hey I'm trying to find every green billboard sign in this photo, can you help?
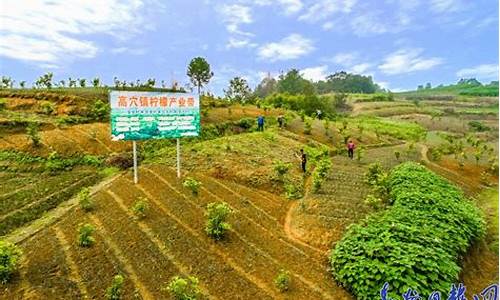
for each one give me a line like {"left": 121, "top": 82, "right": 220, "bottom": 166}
{"left": 109, "top": 91, "right": 200, "bottom": 141}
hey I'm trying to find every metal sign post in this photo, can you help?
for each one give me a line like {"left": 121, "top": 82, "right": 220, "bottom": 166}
{"left": 133, "top": 141, "right": 138, "bottom": 184}
{"left": 176, "top": 138, "right": 181, "bottom": 178}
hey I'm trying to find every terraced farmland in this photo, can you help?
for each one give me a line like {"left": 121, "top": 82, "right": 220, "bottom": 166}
{"left": 2, "top": 165, "right": 352, "bottom": 299}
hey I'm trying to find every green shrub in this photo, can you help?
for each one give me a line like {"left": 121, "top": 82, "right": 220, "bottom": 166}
{"left": 236, "top": 117, "right": 255, "bottom": 130}
{"left": 0, "top": 99, "right": 6, "bottom": 111}
{"left": 364, "top": 162, "right": 384, "bottom": 185}
{"left": 284, "top": 182, "right": 302, "bottom": 199}
{"left": 165, "top": 276, "right": 200, "bottom": 300}
{"left": 330, "top": 162, "right": 486, "bottom": 300}
{"left": 78, "top": 188, "right": 94, "bottom": 212}
{"left": 205, "top": 202, "right": 232, "bottom": 240}
{"left": 273, "top": 160, "right": 292, "bottom": 179}
{"left": 468, "top": 120, "right": 490, "bottom": 132}
{"left": 311, "top": 171, "right": 323, "bottom": 193}
{"left": 364, "top": 194, "right": 384, "bottom": 210}
{"left": 105, "top": 275, "right": 125, "bottom": 300}
{"left": 274, "top": 269, "right": 291, "bottom": 292}
{"left": 303, "top": 118, "right": 312, "bottom": 134}
{"left": 45, "top": 151, "right": 71, "bottom": 173}
{"left": 78, "top": 224, "right": 95, "bottom": 247}
{"left": 183, "top": 177, "right": 201, "bottom": 195}
{"left": 0, "top": 241, "right": 22, "bottom": 284}
{"left": 89, "top": 99, "right": 110, "bottom": 121}
{"left": 311, "top": 158, "right": 332, "bottom": 193}
{"left": 26, "top": 122, "right": 41, "bottom": 147}
{"left": 39, "top": 101, "right": 56, "bottom": 115}
{"left": 131, "top": 198, "right": 149, "bottom": 219}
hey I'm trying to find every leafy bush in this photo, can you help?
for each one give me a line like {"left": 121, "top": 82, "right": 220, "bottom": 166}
{"left": 0, "top": 241, "right": 22, "bottom": 284}
{"left": 89, "top": 99, "right": 110, "bottom": 121}
{"left": 311, "top": 158, "right": 332, "bottom": 193}
{"left": 274, "top": 269, "right": 291, "bottom": 292}
{"left": 468, "top": 120, "right": 490, "bottom": 132}
{"left": 284, "top": 182, "right": 303, "bottom": 199}
{"left": 45, "top": 151, "right": 71, "bottom": 173}
{"left": 0, "top": 99, "right": 6, "bottom": 110}
{"left": 131, "top": 198, "right": 149, "bottom": 219}
{"left": 330, "top": 163, "right": 486, "bottom": 300}
{"left": 303, "top": 118, "right": 312, "bottom": 134}
{"left": 364, "top": 194, "right": 384, "bottom": 210}
{"left": 39, "top": 101, "right": 56, "bottom": 115}
{"left": 105, "top": 275, "right": 124, "bottom": 300}
{"left": 273, "top": 160, "right": 292, "bottom": 179}
{"left": 78, "top": 224, "right": 95, "bottom": 247}
{"left": 364, "top": 162, "right": 384, "bottom": 185}
{"left": 78, "top": 188, "right": 94, "bottom": 212}
{"left": 205, "top": 202, "right": 232, "bottom": 240}
{"left": 26, "top": 122, "right": 41, "bottom": 147}
{"left": 183, "top": 177, "right": 201, "bottom": 196}
{"left": 236, "top": 117, "right": 255, "bottom": 130}
{"left": 165, "top": 276, "right": 200, "bottom": 300}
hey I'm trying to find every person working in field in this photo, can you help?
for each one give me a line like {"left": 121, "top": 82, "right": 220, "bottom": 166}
{"left": 277, "top": 115, "right": 284, "bottom": 128}
{"left": 257, "top": 115, "right": 265, "bottom": 131}
{"left": 295, "top": 149, "right": 307, "bottom": 173}
{"left": 347, "top": 140, "right": 356, "bottom": 159}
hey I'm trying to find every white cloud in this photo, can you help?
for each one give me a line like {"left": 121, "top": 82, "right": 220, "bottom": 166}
{"left": 456, "top": 64, "right": 499, "bottom": 81}
{"left": 253, "top": 0, "right": 303, "bottom": 14}
{"left": 299, "top": 0, "right": 357, "bottom": 22}
{"left": 0, "top": 0, "right": 152, "bottom": 66}
{"left": 217, "top": 4, "right": 256, "bottom": 49}
{"left": 301, "top": 65, "right": 328, "bottom": 82}
{"left": 430, "top": 0, "right": 462, "bottom": 12}
{"left": 379, "top": 48, "right": 443, "bottom": 75}
{"left": 326, "top": 52, "right": 358, "bottom": 66}
{"left": 111, "top": 47, "right": 147, "bottom": 55}
{"left": 322, "top": 21, "right": 335, "bottom": 30}
{"left": 226, "top": 38, "right": 257, "bottom": 49}
{"left": 350, "top": 12, "right": 389, "bottom": 36}
{"left": 257, "top": 34, "right": 314, "bottom": 61}
{"left": 348, "top": 63, "right": 373, "bottom": 74}
{"left": 218, "top": 4, "right": 253, "bottom": 29}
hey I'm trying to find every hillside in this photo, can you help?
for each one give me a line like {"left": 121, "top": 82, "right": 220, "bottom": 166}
{"left": 0, "top": 87, "right": 498, "bottom": 299}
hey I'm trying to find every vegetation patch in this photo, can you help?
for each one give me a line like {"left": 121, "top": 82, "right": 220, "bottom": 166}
{"left": 330, "top": 162, "right": 485, "bottom": 299}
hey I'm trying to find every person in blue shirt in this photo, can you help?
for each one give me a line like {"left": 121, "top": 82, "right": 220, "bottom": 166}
{"left": 257, "top": 115, "right": 264, "bottom": 131}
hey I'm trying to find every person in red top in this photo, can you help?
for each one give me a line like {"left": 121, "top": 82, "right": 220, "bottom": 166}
{"left": 347, "top": 140, "right": 356, "bottom": 159}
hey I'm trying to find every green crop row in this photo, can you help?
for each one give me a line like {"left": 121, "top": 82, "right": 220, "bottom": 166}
{"left": 0, "top": 174, "right": 101, "bottom": 236}
{"left": 330, "top": 162, "right": 485, "bottom": 299}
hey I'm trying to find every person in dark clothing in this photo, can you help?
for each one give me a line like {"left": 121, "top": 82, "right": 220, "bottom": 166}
{"left": 257, "top": 115, "right": 264, "bottom": 131}
{"left": 277, "top": 115, "right": 284, "bottom": 128}
{"left": 295, "top": 149, "right": 307, "bottom": 173}
{"left": 347, "top": 140, "right": 355, "bottom": 159}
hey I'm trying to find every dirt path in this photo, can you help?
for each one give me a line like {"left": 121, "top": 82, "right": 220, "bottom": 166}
{"left": 418, "top": 143, "right": 482, "bottom": 192}
{"left": 283, "top": 170, "right": 328, "bottom": 256}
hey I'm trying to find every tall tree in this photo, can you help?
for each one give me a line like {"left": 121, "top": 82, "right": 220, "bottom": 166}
{"left": 187, "top": 57, "right": 213, "bottom": 94}
{"left": 277, "top": 69, "right": 315, "bottom": 95}
{"left": 224, "top": 77, "right": 251, "bottom": 103}
{"left": 254, "top": 74, "right": 277, "bottom": 98}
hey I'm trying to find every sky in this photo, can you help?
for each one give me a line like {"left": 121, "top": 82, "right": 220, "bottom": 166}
{"left": 0, "top": 0, "right": 498, "bottom": 94}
